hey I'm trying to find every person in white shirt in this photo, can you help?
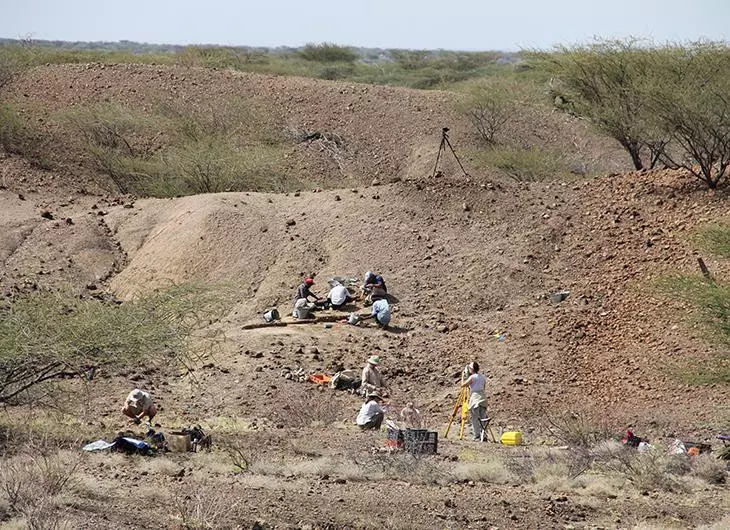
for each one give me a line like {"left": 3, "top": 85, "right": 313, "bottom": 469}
{"left": 122, "top": 388, "right": 157, "bottom": 424}
{"left": 360, "top": 299, "right": 391, "bottom": 328}
{"left": 327, "top": 283, "right": 352, "bottom": 309}
{"left": 461, "top": 362, "right": 487, "bottom": 441}
{"left": 356, "top": 393, "right": 385, "bottom": 430}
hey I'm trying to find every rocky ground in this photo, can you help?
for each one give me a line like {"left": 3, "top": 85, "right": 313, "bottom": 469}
{"left": 0, "top": 64, "right": 728, "bottom": 529}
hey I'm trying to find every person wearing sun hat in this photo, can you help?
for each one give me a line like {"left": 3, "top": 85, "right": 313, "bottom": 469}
{"left": 360, "top": 354, "right": 384, "bottom": 397}
{"left": 121, "top": 388, "right": 157, "bottom": 425}
{"left": 292, "top": 276, "right": 320, "bottom": 318}
{"left": 356, "top": 392, "right": 385, "bottom": 430}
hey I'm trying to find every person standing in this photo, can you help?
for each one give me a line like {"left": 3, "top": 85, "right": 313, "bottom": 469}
{"left": 461, "top": 362, "right": 487, "bottom": 441}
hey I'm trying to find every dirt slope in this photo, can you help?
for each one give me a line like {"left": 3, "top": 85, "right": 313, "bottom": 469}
{"left": 2, "top": 63, "right": 626, "bottom": 193}
{"left": 1, "top": 64, "right": 727, "bottom": 435}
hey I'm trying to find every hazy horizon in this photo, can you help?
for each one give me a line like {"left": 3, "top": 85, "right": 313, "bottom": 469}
{"left": 0, "top": 0, "right": 726, "bottom": 52}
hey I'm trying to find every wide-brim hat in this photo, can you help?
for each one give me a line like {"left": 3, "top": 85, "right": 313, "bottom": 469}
{"left": 367, "top": 355, "right": 381, "bottom": 365}
{"left": 368, "top": 392, "right": 382, "bottom": 401}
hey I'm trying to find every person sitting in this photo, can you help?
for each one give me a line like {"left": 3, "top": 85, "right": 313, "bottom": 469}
{"left": 356, "top": 393, "right": 385, "bottom": 430}
{"left": 327, "top": 283, "right": 352, "bottom": 310}
{"left": 122, "top": 388, "right": 157, "bottom": 425}
{"left": 400, "top": 402, "right": 422, "bottom": 428}
{"left": 363, "top": 271, "right": 387, "bottom": 304}
{"left": 292, "top": 277, "right": 320, "bottom": 318}
{"left": 360, "top": 299, "right": 391, "bottom": 329}
{"left": 360, "top": 355, "right": 385, "bottom": 396}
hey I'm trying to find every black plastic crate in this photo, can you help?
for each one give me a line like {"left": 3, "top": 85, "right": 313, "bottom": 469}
{"left": 386, "top": 428, "right": 404, "bottom": 448}
{"left": 403, "top": 428, "right": 438, "bottom": 454}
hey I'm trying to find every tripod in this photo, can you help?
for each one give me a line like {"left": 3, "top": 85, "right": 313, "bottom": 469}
{"left": 443, "top": 386, "right": 470, "bottom": 439}
{"left": 432, "top": 127, "right": 469, "bottom": 178}
{"left": 444, "top": 386, "right": 498, "bottom": 442}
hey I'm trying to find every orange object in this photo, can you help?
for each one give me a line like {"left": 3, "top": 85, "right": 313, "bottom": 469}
{"left": 310, "top": 374, "right": 332, "bottom": 385}
{"left": 687, "top": 447, "right": 700, "bottom": 457}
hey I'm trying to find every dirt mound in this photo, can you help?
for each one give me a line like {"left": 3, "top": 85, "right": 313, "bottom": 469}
{"left": 2, "top": 63, "right": 626, "bottom": 194}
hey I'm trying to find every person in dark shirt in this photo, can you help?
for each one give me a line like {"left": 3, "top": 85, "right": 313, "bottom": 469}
{"left": 292, "top": 277, "right": 321, "bottom": 317}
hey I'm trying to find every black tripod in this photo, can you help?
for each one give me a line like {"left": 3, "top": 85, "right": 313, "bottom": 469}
{"left": 432, "top": 127, "right": 469, "bottom": 178}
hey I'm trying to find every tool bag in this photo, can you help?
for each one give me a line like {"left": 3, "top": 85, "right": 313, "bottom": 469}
{"left": 330, "top": 370, "right": 361, "bottom": 391}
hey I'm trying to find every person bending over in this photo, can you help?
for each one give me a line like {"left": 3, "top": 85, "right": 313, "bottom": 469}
{"left": 356, "top": 393, "right": 385, "bottom": 430}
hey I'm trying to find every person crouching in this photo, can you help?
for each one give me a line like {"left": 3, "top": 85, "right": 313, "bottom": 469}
{"left": 122, "top": 388, "right": 157, "bottom": 425}
{"left": 356, "top": 393, "right": 385, "bottom": 430}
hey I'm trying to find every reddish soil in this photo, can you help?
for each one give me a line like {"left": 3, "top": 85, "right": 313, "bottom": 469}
{"left": 0, "top": 64, "right": 728, "bottom": 529}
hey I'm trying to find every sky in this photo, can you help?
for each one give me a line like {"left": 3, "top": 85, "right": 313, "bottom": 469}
{"left": 0, "top": 0, "right": 727, "bottom": 51}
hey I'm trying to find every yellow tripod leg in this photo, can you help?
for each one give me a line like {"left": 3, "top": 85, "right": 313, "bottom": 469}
{"left": 459, "top": 388, "right": 470, "bottom": 440}
{"left": 443, "top": 388, "right": 464, "bottom": 438}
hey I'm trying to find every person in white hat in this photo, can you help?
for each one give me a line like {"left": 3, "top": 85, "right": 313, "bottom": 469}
{"left": 360, "top": 354, "right": 384, "bottom": 396}
{"left": 356, "top": 392, "right": 385, "bottom": 430}
{"left": 121, "top": 388, "right": 157, "bottom": 424}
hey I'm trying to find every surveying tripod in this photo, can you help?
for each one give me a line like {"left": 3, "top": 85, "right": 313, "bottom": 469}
{"left": 443, "top": 386, "right": 497, "bottom": 442}
{"left": 444, "top": 386, "right": 470, "bottom": 439}
{"left": 432, "top": 127, "right": 469, "bottom": 178}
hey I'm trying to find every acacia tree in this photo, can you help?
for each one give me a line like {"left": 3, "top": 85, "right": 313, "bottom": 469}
{"left": 531, "top": 40, "right": 668, "bottom": 171}
{"left": 646, "top": 43, "right": 730, "bottom": 189}
{"left": 458, "top": 80, "right": 518, "bottom": 144}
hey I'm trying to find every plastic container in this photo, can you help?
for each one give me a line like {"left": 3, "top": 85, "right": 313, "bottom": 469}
{"left": 403, "top": 428, "right": 438, "bottom": 454}
{"left": 168, "top": 433, "right": 192, "bottom": 452}
{"left": 500, "top": 431, "right": 523, "bottom": 446}
{"left": 309, "top": 374, "right": 332, "bottom": 385}
{"left": 386, "top": 428, "right": 404, "bottom": 449}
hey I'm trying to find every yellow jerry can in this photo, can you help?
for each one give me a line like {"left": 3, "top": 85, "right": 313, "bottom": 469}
{"left": 500, "top": 431, "right": 523, "bottom": 446}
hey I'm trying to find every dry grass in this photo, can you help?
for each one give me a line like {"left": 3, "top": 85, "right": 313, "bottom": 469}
{"left": 691, "top": 454, "right": 727, "bottom": 485}
{"left": 169, "top": 482, "right": 242, "bottom": 529}
{"left": 451, "top": 460, "right": 515, "bottom": 484}
{"left": 0, "top": 449, "right": 79, "bottom": 529}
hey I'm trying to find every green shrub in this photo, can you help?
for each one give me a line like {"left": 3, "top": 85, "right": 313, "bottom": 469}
{"left": 0, "top": 284, "right": 231, "bottom": 403}
{"left": 64, "top": 100, "right": 298, "bottom": 196}
{"left": 298, "top": 43, "right": 358, "bottom": 63}
{"left": 473, "top": 145, "right": 573, "bottom": 181}
{"left": 0, "top": 104, "right": 52, "bottom": 168}
{"left": 658, "top": 275, "right": 730, "bottom": 384}
{"left": 693, "top": 224, "right": 730, "bottom": 258}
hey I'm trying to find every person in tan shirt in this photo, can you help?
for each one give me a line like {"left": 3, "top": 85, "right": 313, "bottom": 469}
{"left": 361, "top": 355, "right": 385, "bottom": 396}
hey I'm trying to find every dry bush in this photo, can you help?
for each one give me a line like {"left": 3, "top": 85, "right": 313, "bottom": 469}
{"left": 0, "top": 449, "right": 79, "bottom": 528}
{"left": 451, "top": 460, "right": 515, "bottom": 484}
{"left": 691, "top": 454, "right": 727, "bottom": 485}
{"left": 506, "top": 447, "right": 595, "bottom": 483}
{"left": 601, "top": 447, "right": 691, "bottom": 493}
{"left": 280, "top": 393, "right": 341, "bottom": 428}
{"left": 169, "top": 483, "right": 241, "bottom": 529}
{"left": 538, "top": 410, "right": 612, "bottom": 448}
{"left": 141, "top": 457, "right": 185, "bottom": 477}
{"left": 698, "top": 514, "right": 730, "bottom": 530}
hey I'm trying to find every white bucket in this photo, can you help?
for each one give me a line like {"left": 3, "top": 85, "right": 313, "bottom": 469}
{"left": 263, "top": 308, "right": 280, "bottom": 322}
{"left": 296, "top": 306, "right": 312, "bottom": 319}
